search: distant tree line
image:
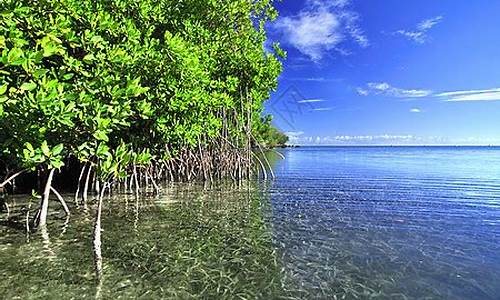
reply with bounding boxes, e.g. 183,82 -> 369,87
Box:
254,115 -> 289,148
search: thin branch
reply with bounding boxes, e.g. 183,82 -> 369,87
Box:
0,170 -> 26,188
50,187 -> 70,216
271,149 -> 285,160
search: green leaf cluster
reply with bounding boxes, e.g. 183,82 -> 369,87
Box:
0,0 -> 284,179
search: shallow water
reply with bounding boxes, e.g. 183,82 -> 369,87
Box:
1,146 -> 500,299
0,182 -> 285,299
270,146 -> 500,299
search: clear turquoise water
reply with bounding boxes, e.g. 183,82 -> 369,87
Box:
1,146 -> 500,299
269,146 -> 500,299
0,183 -> 285,299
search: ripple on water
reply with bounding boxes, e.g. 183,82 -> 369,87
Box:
1,147 -> 500,299
267,147 -> 500,299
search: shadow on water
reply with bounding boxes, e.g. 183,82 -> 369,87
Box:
0,181 -> 293,299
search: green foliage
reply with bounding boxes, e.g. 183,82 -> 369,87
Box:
22,141 -> 65,170
0,0 -> 283,181
254,115 -> 289,148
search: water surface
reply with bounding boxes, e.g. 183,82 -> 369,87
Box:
269,146 -> 500,299
0,182 -> 284,299
1,146 -> 500,299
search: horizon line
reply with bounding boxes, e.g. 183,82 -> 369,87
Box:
286,144 -> 500,147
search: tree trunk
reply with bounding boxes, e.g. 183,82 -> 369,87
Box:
83,166 -> 92,208
74,163 -> 87,206
36,168 -> 55,228
133,165 -> 139,198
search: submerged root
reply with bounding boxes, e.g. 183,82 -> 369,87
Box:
2,201 -> 10,219
50,187 -> 70,216
74,163 -> 87,207
35,168 -> 55,228
133,165 -> 139,198
0,170 -> 26,189
83,165 -> 92,209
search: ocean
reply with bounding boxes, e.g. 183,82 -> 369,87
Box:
1,146 -> 499,299
268,146 -> 500,299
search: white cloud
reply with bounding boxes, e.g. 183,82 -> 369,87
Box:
356,87 -> 369,96
289,134 -> 465,145
417,16 -> 443,31
311,107 -> 333,111
274,0 -> 368,62
368,82 -> 390,91
396,31 -> 424,43
297,99 -> 325,103
286,76 -> 344,82
396,16 -> 443,44
285,131 -> 304,144
435,88 -> 500,97
442,92 -> 500,102
287,134 -> 500,145
285,131 -> 305,137
358,83 -> 500,102
361,82 -> 432,98
333,134 -> 416,141
290,134 -> 500,145
305,77 -> 327,82
292,134 -> 443,145
410,108 -> 421,113
435,88 -> 500,101
308,0 -> 350,8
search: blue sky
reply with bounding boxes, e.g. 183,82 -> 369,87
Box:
265,0 -> 500,145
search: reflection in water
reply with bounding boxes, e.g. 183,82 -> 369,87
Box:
40,226 -> 55,260
60,216 -> 70,237
0,181 -> 287,299
1,147 -> 499,299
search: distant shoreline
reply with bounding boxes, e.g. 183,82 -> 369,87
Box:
284,144 -> 500,147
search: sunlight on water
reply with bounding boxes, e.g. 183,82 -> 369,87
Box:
1,147 -> 500,299
269,146 -> 500,299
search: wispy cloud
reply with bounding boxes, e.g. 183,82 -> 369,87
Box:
310,107 -> 333,111
418,16 -> 443,30
358,83 -> 500,102
287,77 -> 344,82
297,99 -> 326,103
285,131 -> 305,137
294,134 -> 451,145
410,108 -> 421,113
273,0 -> 368,62
395,16 -> 443,44
435,88 -> 500,102
356,87 -> 369,96
284,131 -> 305,144
304,77 -> 328,82
360,82 -> 432,98
332,134 -> 416,142
289,132 -> 500,145
291,134 -> 500,145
